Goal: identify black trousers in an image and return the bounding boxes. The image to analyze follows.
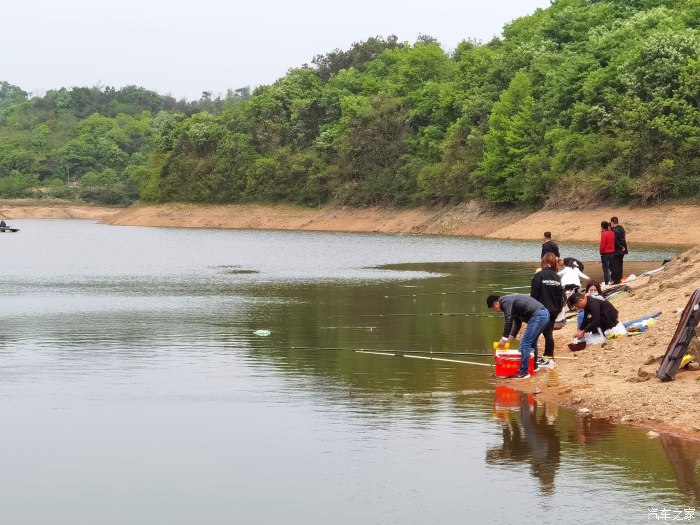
[611,255,625,283]
[540,311,558,358]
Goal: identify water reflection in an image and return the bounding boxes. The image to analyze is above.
[0,220,693,524]
[487,386,561,494]
[660,434,700,506]
[486,385,700,512]
[568,410,616,447]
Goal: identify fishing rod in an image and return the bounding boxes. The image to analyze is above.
[275,345,580,362]
[330,312,498,318]
[284,346,493,357]
[384,290,484,298]
[430,312,496,317]
[354,350,493,367]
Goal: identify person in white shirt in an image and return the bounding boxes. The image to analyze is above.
[558,260,590,294]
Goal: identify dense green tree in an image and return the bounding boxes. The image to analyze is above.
[1,0,700,207]
[80,168,138,204]
[0,172,38,198]
[312,35,403,82]
[330,93,413,204]
[478,72,542,203]
[0,82,28,117]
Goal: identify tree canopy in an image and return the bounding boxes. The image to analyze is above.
[0,0,698,207]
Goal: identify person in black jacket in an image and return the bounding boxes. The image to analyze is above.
[541,232,560,259]
[610,216,628,284]
[568,292,619,340]
[531,253,565,362]
[487,293,550,378]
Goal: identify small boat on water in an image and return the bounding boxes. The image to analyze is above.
[0,227,19,232]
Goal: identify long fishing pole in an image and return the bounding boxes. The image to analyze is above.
[384,290,484,298]
[354,350,493,367]
[284,346,493,357]
[330,312,498,318]
[258,345,578,360]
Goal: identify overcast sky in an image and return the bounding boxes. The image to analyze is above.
[5,0,551,100]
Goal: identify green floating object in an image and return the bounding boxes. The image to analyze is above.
[253,329,271,336]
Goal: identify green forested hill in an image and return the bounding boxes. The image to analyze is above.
[1,0,698,206]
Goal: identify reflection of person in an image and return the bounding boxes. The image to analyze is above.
[530,253,564,361]
[660,433,700,506]
[487,294,549,378]
[486,392,561,494]
[567,412,615,446]
[610,216,628,284]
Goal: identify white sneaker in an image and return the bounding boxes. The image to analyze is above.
[536,358,554,368]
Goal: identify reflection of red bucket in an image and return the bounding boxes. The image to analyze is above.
[494,350,534,377]
[494,385,535,412]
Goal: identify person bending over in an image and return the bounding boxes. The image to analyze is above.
[487,294,550,379]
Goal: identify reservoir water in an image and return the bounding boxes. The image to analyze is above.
[0,219,693,525]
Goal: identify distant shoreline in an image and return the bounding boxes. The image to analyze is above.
[1,199,698,248]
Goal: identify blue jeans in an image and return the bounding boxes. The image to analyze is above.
[601,253,613,285]
[518,308,550,374]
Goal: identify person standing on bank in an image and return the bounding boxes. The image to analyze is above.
[610,216,628,284]
[541,232,560,259]
[487,294,550,379]
[599,221,615,286]
[531,253,565,362]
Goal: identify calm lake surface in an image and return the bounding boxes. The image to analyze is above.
[0,219,693,525]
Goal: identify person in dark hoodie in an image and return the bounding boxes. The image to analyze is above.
[531,252,565,362]
[541,232,560,259]
[487,293,550,379]
[610,216,628,284]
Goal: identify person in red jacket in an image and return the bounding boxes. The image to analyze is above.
[599,221,615,286]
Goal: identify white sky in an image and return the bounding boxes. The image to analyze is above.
[5,0,551,100]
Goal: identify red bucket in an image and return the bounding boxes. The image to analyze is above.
[494,349,534,377]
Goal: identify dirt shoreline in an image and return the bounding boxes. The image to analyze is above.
[2,199,698,246]
[3,199,700,440]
